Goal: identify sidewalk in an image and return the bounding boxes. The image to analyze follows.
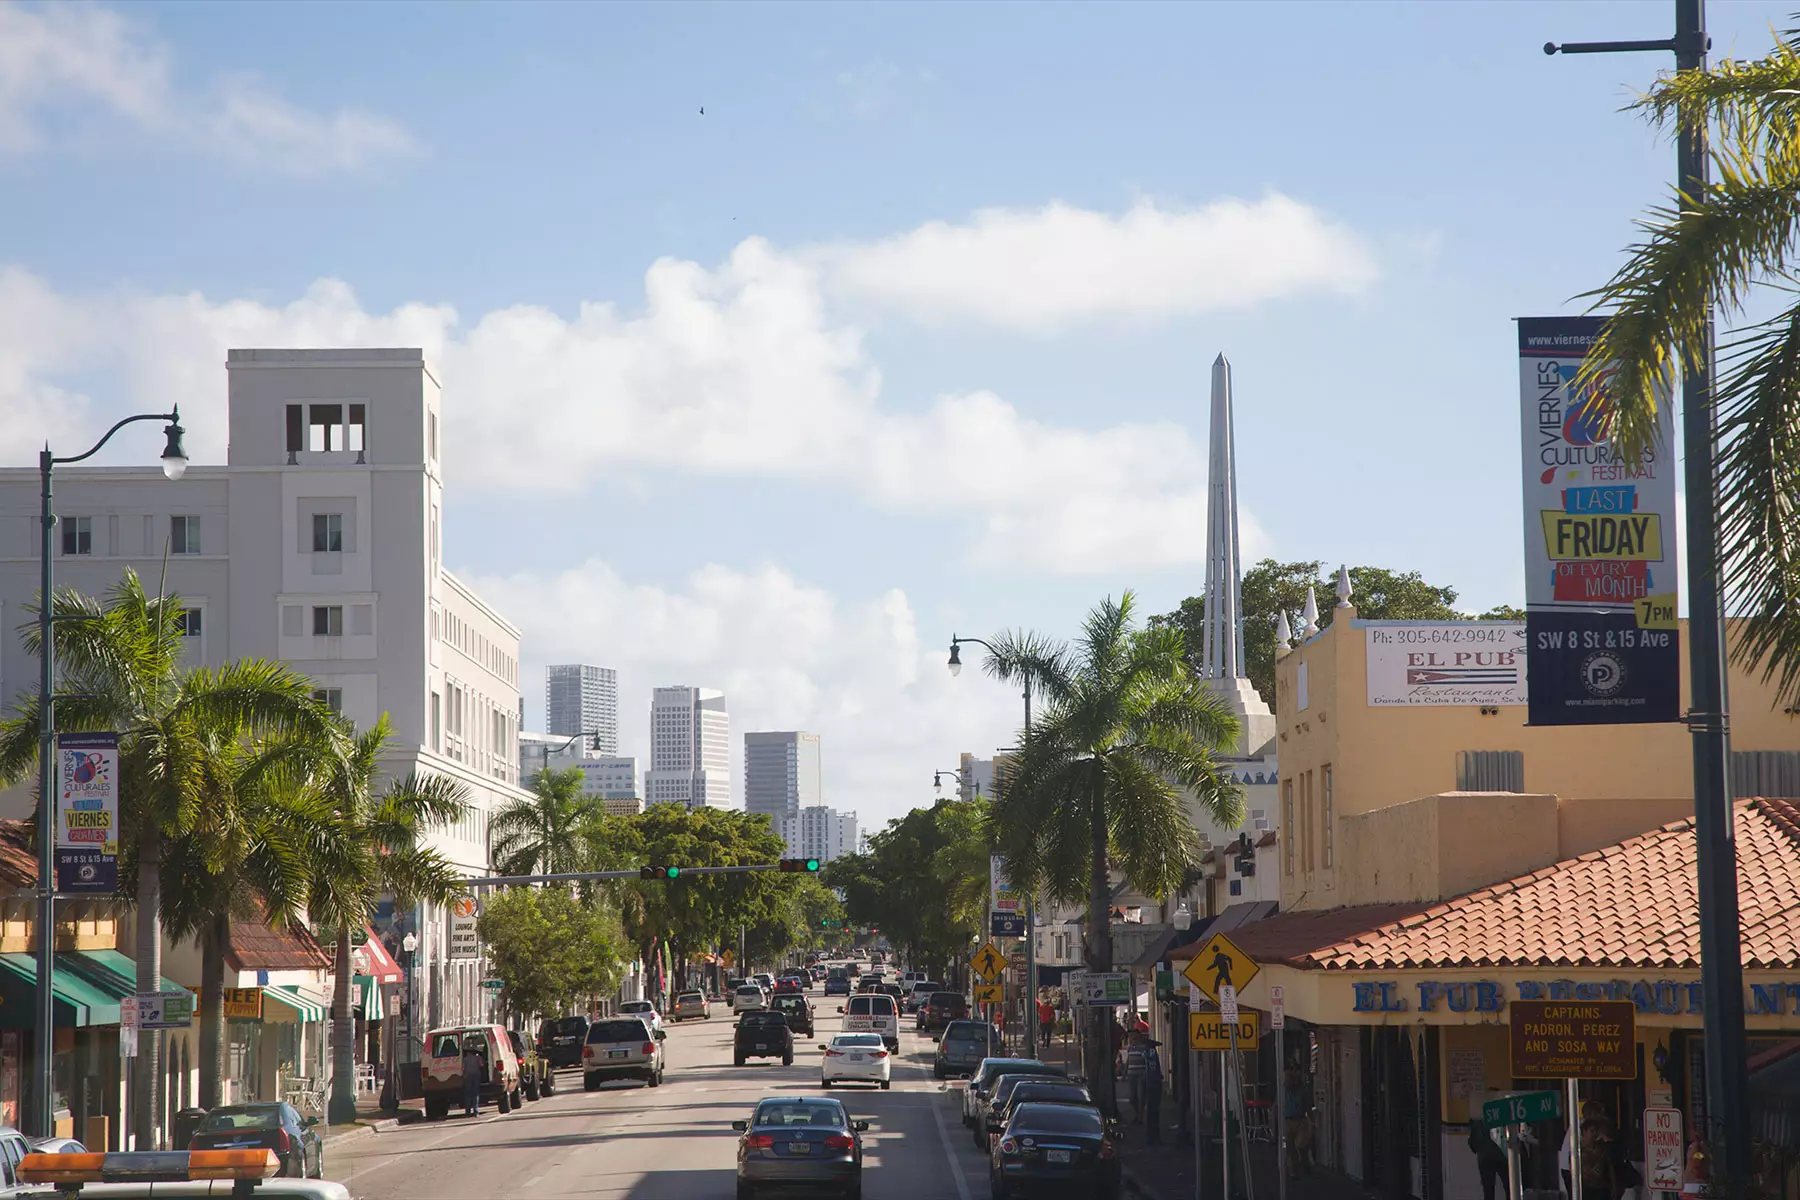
[322,1094,426,1140]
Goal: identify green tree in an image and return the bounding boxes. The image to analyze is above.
[0,571,341,1146]
[984,592,1241,1114]
[491,765,599,877]
[1577,31,1800,698]
[297,715,470,1124]
[477,887,626,1018]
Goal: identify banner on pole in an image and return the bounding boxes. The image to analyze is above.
[56,732,119,893]
[449,896,480,960]
[1518,316,1680,724]
[990,856,1022,914]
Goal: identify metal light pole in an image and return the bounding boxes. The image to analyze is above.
[948,635,1038,1057]
[1547,4,1749,1190]
[34,409,186,1138]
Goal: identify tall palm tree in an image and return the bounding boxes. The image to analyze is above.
[983,592,1242,1114]
[1580,30,1800,694]
[0,571,341,1147]
[491,765,598,877]
[296,714,469,1125]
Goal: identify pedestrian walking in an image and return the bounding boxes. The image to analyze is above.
[1124,1030,1149,1124]
[1469,1109,1508,1200]
[1143,1039,1165,1144]
[460,1042,484,1116]
[1036,994,1057,1050]
[1283,1067,1314,1176]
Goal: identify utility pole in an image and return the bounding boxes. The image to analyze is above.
[1547,2,1748,1189]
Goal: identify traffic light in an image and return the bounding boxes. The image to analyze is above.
[778,858,821,873]
[639,865,682,880]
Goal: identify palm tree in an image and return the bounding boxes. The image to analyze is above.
[983,592,1242,1113]
[491,765,598,877]
[160,730,330,1109]
[1580,30,1800,695]
[297,714,469,1125]
[0,571,341,1147]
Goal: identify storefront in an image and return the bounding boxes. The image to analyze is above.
[1170,798,1800,1200]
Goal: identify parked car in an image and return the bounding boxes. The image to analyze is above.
[188,1101,323,1179]
[933,1019,1004,1079]
[672,990,712,1021]
[508,1027,553,1099]
[919,990,969,1033]
[537,1014,590,1069]
[994,1080,1097,1135]
[978,1073,1088,1150]
[618,999,665,1034]
[422,1024,524,1120]
[990,1102,1119,1200]
[734,1010,795,1066]
[819,1031,890,1089]
[962,1058,1062,1128]
[26,1138,86,1155]
[839,993,899,1052]
[769,992,814,1037]
[733,984,768,1013]
[733,1096,868,1200]
[583,1015,667,1089]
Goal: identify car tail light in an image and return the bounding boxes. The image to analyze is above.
[583,1046,594,1059]
[745,1134,774,1149]
[824,1134,854,1149]
[824,1048,844,1057]
[275,1129,291,1153]
[998,1138,1018,1156]
[1100,1138,1116,1160]
[642,1042,655,1055]
[870,1050,888,1059]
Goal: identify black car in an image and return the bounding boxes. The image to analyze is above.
[733,1096,869,1200]
[962,1058,1067,1128]
[985,1079,1095,1140]
[188,1102,323,1179]
[538,1014,590,1069]
[770,992,815,1037]
[991,1102,1119,1200]
[934,1019,1003,1079]
[735,1010,795,1065]
[918,990,969,1033]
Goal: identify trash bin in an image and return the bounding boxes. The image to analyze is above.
[171,1107,208,1150]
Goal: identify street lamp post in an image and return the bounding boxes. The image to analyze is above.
[35,408,186,1138]
[947,635,1039,1058]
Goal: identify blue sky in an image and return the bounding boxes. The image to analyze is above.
[2,0,1785,827]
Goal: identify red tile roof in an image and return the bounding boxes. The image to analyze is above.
[227,917,331,972]
[1176,799,1800,973]
[0,821,37,890]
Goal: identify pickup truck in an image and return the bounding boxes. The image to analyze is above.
[734,1011,794,1066]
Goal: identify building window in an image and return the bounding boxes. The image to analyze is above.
[312,606,343,637]
[312,688,343,714]
[1321,764,1334,868]
[429,412,438,461]
[307,404,343,452]
[177,608,202,638]
[311,513,344,553]
[60,516,92,557]
[286,405,303,462]
[431,692,441,752]
[348,404,366,461]
[1228,879,1243,897]
[170,515,200,555]
[1283,780,1294,875]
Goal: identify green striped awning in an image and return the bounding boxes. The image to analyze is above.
[263,984,327,1023]
[0,953,123,1027]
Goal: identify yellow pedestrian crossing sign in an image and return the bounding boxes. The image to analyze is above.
[1182,930,1259,1005]
[974,982,1003,1005]
[970,941,1006,980]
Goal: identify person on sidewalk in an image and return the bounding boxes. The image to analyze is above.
[1036,995,1057,1049]
[1143,1039,1165,1145]
[1124,1031,1150,1124]
[1283,1067,1314,1176]
[1469,1112,1508,1200]
[460,1042,484,1117]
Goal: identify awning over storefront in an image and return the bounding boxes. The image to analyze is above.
[62,949,191,1004]
[263,984,327,1023]
[350,926,404,985]
[0,954,122,1027]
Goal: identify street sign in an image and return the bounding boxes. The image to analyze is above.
[1509,1000,1637,1079]
[222,987,264,1022]
[1182,930,1259,1005]
[1269,984,1285,1030]
[450,895,480,960]
[1073,971,1131,1006]
[1189,1015,1259,1052]
[1644,1107,1683,1191]
[137,991,195,1031]
[974,982,1003,1005]
[990,913,1026,938]
[483,979,504,991]
[1218,984,1238,1022]
[970,941,1007,980]
[120,986,138,1058]
[1483,1090,1561,1127]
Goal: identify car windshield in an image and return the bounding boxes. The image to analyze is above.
[1010,1084,1093,1107]
[430,1033,463,1058]
[620,1002,653,1013]
[743,1011,788,1027]
[197,1107,284,1132]
[736,987,762,997]
[772,996,805,1009]
[1010,1105,1106,1135]
[546,1017,586,1036]
[588,1020,651,1043]
[676,992,702,1003]
[834,1034,883,1047]
[930,992,962,1005]
[979,1060,1045,1087]
[754,1102,845,1128]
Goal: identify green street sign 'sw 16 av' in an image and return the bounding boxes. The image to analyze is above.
[1483,1090,1560,1127]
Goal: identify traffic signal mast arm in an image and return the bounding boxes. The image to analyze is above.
[457,862,807,887]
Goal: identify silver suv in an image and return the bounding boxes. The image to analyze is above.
[581,1016,666,1089]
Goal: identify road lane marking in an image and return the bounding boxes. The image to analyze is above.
[930,1090,975,1200]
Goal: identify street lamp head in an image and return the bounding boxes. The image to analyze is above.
[401,932,418,954]
[947,641,962,677]
[160,409,188,481]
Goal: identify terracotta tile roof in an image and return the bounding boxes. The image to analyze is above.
[1194,798,1800,973]
[226,916,331,972]
[0,821,37,890]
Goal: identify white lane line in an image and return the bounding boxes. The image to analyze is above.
[930,1089,975,1200]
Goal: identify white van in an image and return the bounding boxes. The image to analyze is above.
[840,993,899,1052]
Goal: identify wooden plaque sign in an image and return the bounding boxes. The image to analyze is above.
[1509,1000,1636,1080]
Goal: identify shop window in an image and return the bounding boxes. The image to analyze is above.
[1283,781,1295,875]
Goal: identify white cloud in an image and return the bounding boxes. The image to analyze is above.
[820,196,1379,331]
[463,557,1017,828]
[0,241,1231,571]
[0,2,415,173]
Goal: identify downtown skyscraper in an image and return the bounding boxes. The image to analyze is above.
[545,663,618,754]
[646,686,730,808]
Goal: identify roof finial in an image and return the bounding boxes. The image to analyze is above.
[1275,609,1292,652]
[1336,564,1354,609]
[1302,586,1320,638]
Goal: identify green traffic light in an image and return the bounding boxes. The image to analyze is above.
[665,866,681,879]
[806,859,820,872]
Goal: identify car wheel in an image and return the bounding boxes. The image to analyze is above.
[735,1054,745,1066]
[513,1086,525,1107]
[524,1076,539,1102]
[736,1183,755,1200]
[425,1097,447,1121]
[497,1088,511,1114]
[647,1070,661,1088]
[880,1079,891,1090]
[990,1173,1009,1200]
[584,1073,599,1092]
[783,1053,793,1066]
[821,1077,833,1088]
[542,1072,556,1097]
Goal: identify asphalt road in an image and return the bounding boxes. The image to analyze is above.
[332,992,992,1200]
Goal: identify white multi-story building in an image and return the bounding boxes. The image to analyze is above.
[645,686,729,808]
[574,756,642,816]
[779,806,857,865]
[744,731,822,821]
[545,663,618,754]
[0,348,531,1042]
[519,729,586,783]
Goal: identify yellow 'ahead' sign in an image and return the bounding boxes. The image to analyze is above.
[1189,1014,1260,1052]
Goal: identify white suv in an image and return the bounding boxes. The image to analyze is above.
[619,999,664,1034]
[582,1015,666,1089]
[732,984,768,1013]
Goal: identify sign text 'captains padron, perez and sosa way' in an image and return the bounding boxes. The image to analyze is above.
[1518,317,1679,725]
[1509,1000,1637,1080]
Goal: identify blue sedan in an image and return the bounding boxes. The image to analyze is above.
[733,1096,869,1200]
